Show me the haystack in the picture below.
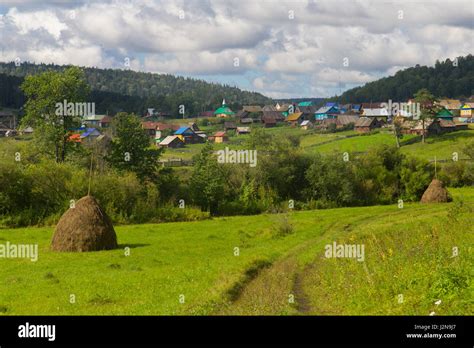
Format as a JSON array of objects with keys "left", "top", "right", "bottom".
[
  {"left": 420, "top": 179, "right": 451, "bottom": 203},
  {"left": 51, "top": 196, "right": 117, "bottom": 252}
]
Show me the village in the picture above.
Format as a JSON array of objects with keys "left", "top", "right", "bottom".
[{"left": 2, "top": 98, "right": 472, "bottom": 158}]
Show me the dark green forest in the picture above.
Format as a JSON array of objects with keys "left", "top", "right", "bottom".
[
  {"left": 0, "top": 62, "right": 272, "bottom": 116},
  {"left": 332, "top": 55, "right": 474, "bottom": 103}
]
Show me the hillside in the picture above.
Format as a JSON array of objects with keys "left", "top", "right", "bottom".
[
  {"left": 0, "top": 62, "right": 272, "bottom": 116},
  {"left": 333, "top": 55, "right": 474, "bottom": 103},
  {"left": 0, "top": 187, "right": 471, "bottom": 315}
]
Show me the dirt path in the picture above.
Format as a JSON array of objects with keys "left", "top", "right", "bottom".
[{"left": 292, "top": 266, "right": 312, "bottom": 314}]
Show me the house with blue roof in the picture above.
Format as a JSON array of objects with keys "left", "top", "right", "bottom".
[
  {"left": 315, "top": 105, "right": 340, "bottom": 120},
  {"left": 351, "top": 104, "right": 362, "bottom": 113},
  {"left": 80, "top": 128, "right": 101, "bottom": 141},
  {"left": 174, "top": 126, "right": 204, "bottom": 144}
]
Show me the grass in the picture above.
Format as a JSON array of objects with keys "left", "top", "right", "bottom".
[
  {"left": 0, "top": 187, "right": 472, "bottom": 315},
  {"left": 300, "top": 129, "right": 474, "bottom": 161},
  {"left": 399, "top": 130, "right": 474, "bottom": 161},
  {"left": 302, "top": 131, "right": 416, "bottom": 154}
]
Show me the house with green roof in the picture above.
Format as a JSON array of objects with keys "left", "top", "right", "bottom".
[
  {"left": 436, "top": 108, "right": 454, "bottom": 121},
  {"left": 214, "top": 99, "right": 235, "bottom": 118}
]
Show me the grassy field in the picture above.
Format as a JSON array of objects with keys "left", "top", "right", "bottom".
[
  {"left": 0, "top": 187, "right": 472, "bottom": 315},
  {"left": 301, "top": 129, "right": 474, "bottom": 161},
  {"left": 302, "top": 131, "right": 406, "bottom": 154},
  {"left": 400, "top": 130, "right": 474, "bottom": 161}
]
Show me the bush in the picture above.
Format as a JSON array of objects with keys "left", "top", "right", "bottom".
[
  {"left": 400, "top": 157, "right": 433, "bottom": 201},
  {"left": 273, "top": 214, "right": 294, "bottom": 237},
  {"left": 439, "top": 161, "right": 474, "bottom": 187},
  {"left": 154, "top": 205, "right": 210, "bottom": 222}
]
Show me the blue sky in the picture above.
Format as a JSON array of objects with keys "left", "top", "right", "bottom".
[{"left": 0, "top": 0, "right": 472, "bottom": 98}]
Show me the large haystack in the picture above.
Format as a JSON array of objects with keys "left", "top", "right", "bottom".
[
  {"left": 420, "top": 179, "right": 451, "bottom": 203},
  {"left": 51, "top": 196, "right": 117, "bottom": 252}
]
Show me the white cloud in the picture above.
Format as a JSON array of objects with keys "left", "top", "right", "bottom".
[{"left": 0, "top": 0, "right": 472, "bottom": 97}]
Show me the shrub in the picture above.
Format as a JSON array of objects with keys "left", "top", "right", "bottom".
[
  {"left": 439, "top": 161, "right": 474, "bottom": 187},
  {"left": 273, "top": 214, "right": 294, "bottom": 237}
]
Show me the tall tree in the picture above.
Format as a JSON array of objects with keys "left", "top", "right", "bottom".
[
  {"left": 106, "top": 112, "right": 162, "bottom": 181},
  {"left": 190, "top": 142, "right": 226, "bottom": 214},
  {"left": 21, "top": 67, "right": 90, "bottom": 162},
  {"left": 414, "top": 88, "right": 441, "bottom": 143}
]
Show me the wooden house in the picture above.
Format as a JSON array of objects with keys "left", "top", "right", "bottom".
[
  {"left": 315, "top": 105, "right": 339, "bottom": 120},
  {"left": 212, "top": 131, "right": 228, "bottom": 143},
  {"left": 174, "top": 126, "right": 204, "bottom": 144},
  {"left": 159, "top": 135, "right": 184, "bottom": 148},
  {"left": 300, "top": 120, "right": 313, "bottom": 130},
  {"left": 224, "top": 121, "right": 237, "bottom": 131},
  {"left": 427, "top": 119, "right": 457, "bottom": 135},
  {"left": 243, "top": 105, "right": 263, "bottom": 114},
  {"left": 286, "top": 112, "right": 304, "bottom": 126},
  {"left": 354, "top": 117, "right": 380, "bottom": 133},
  {"left": 142, "top": 121, "right": 160, "bottom": 138},
  {"left": 236, "top": 127, "right": 250, "bottom": 135},
  {"left": 262, "top": 111, "right": 284, "bottom": 122},
  {"left": 362, "top": 108, "right": 390, "bottom": 121},
  {"left": 460, "top": 103, "right": 474, "bottom": 118},
  {"left": 261, "top": 115, "right": 277, "bottom": 128},
  {"left": 100, "top": 115, "right": 113, "bottom": 128},
  {"left": 337, "top": 115, "right": 359, "bottom": 128}
]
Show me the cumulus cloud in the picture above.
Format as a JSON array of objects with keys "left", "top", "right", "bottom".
[{"left": 0, "top": 0, "right": 472, "bottom": 98}]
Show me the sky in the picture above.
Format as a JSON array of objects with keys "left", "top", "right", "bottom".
[{"left": 0, "top": 0, "right": 473, "bottom": 98}]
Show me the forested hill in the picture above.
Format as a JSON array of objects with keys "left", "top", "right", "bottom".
[
  {"left": 333, "top": 55, "right": 474, "bottom": 103},
  {"left": 0, "top": 62, "right": 272, "bottom": 116}
]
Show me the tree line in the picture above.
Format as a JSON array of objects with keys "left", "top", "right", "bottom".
[{"left": 0, "top": 62, "right": 272, "bottom": 116}]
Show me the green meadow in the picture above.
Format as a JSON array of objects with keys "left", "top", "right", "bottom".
[{"left": 0, "top": 187, "right": 472, "bottom": 315}]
